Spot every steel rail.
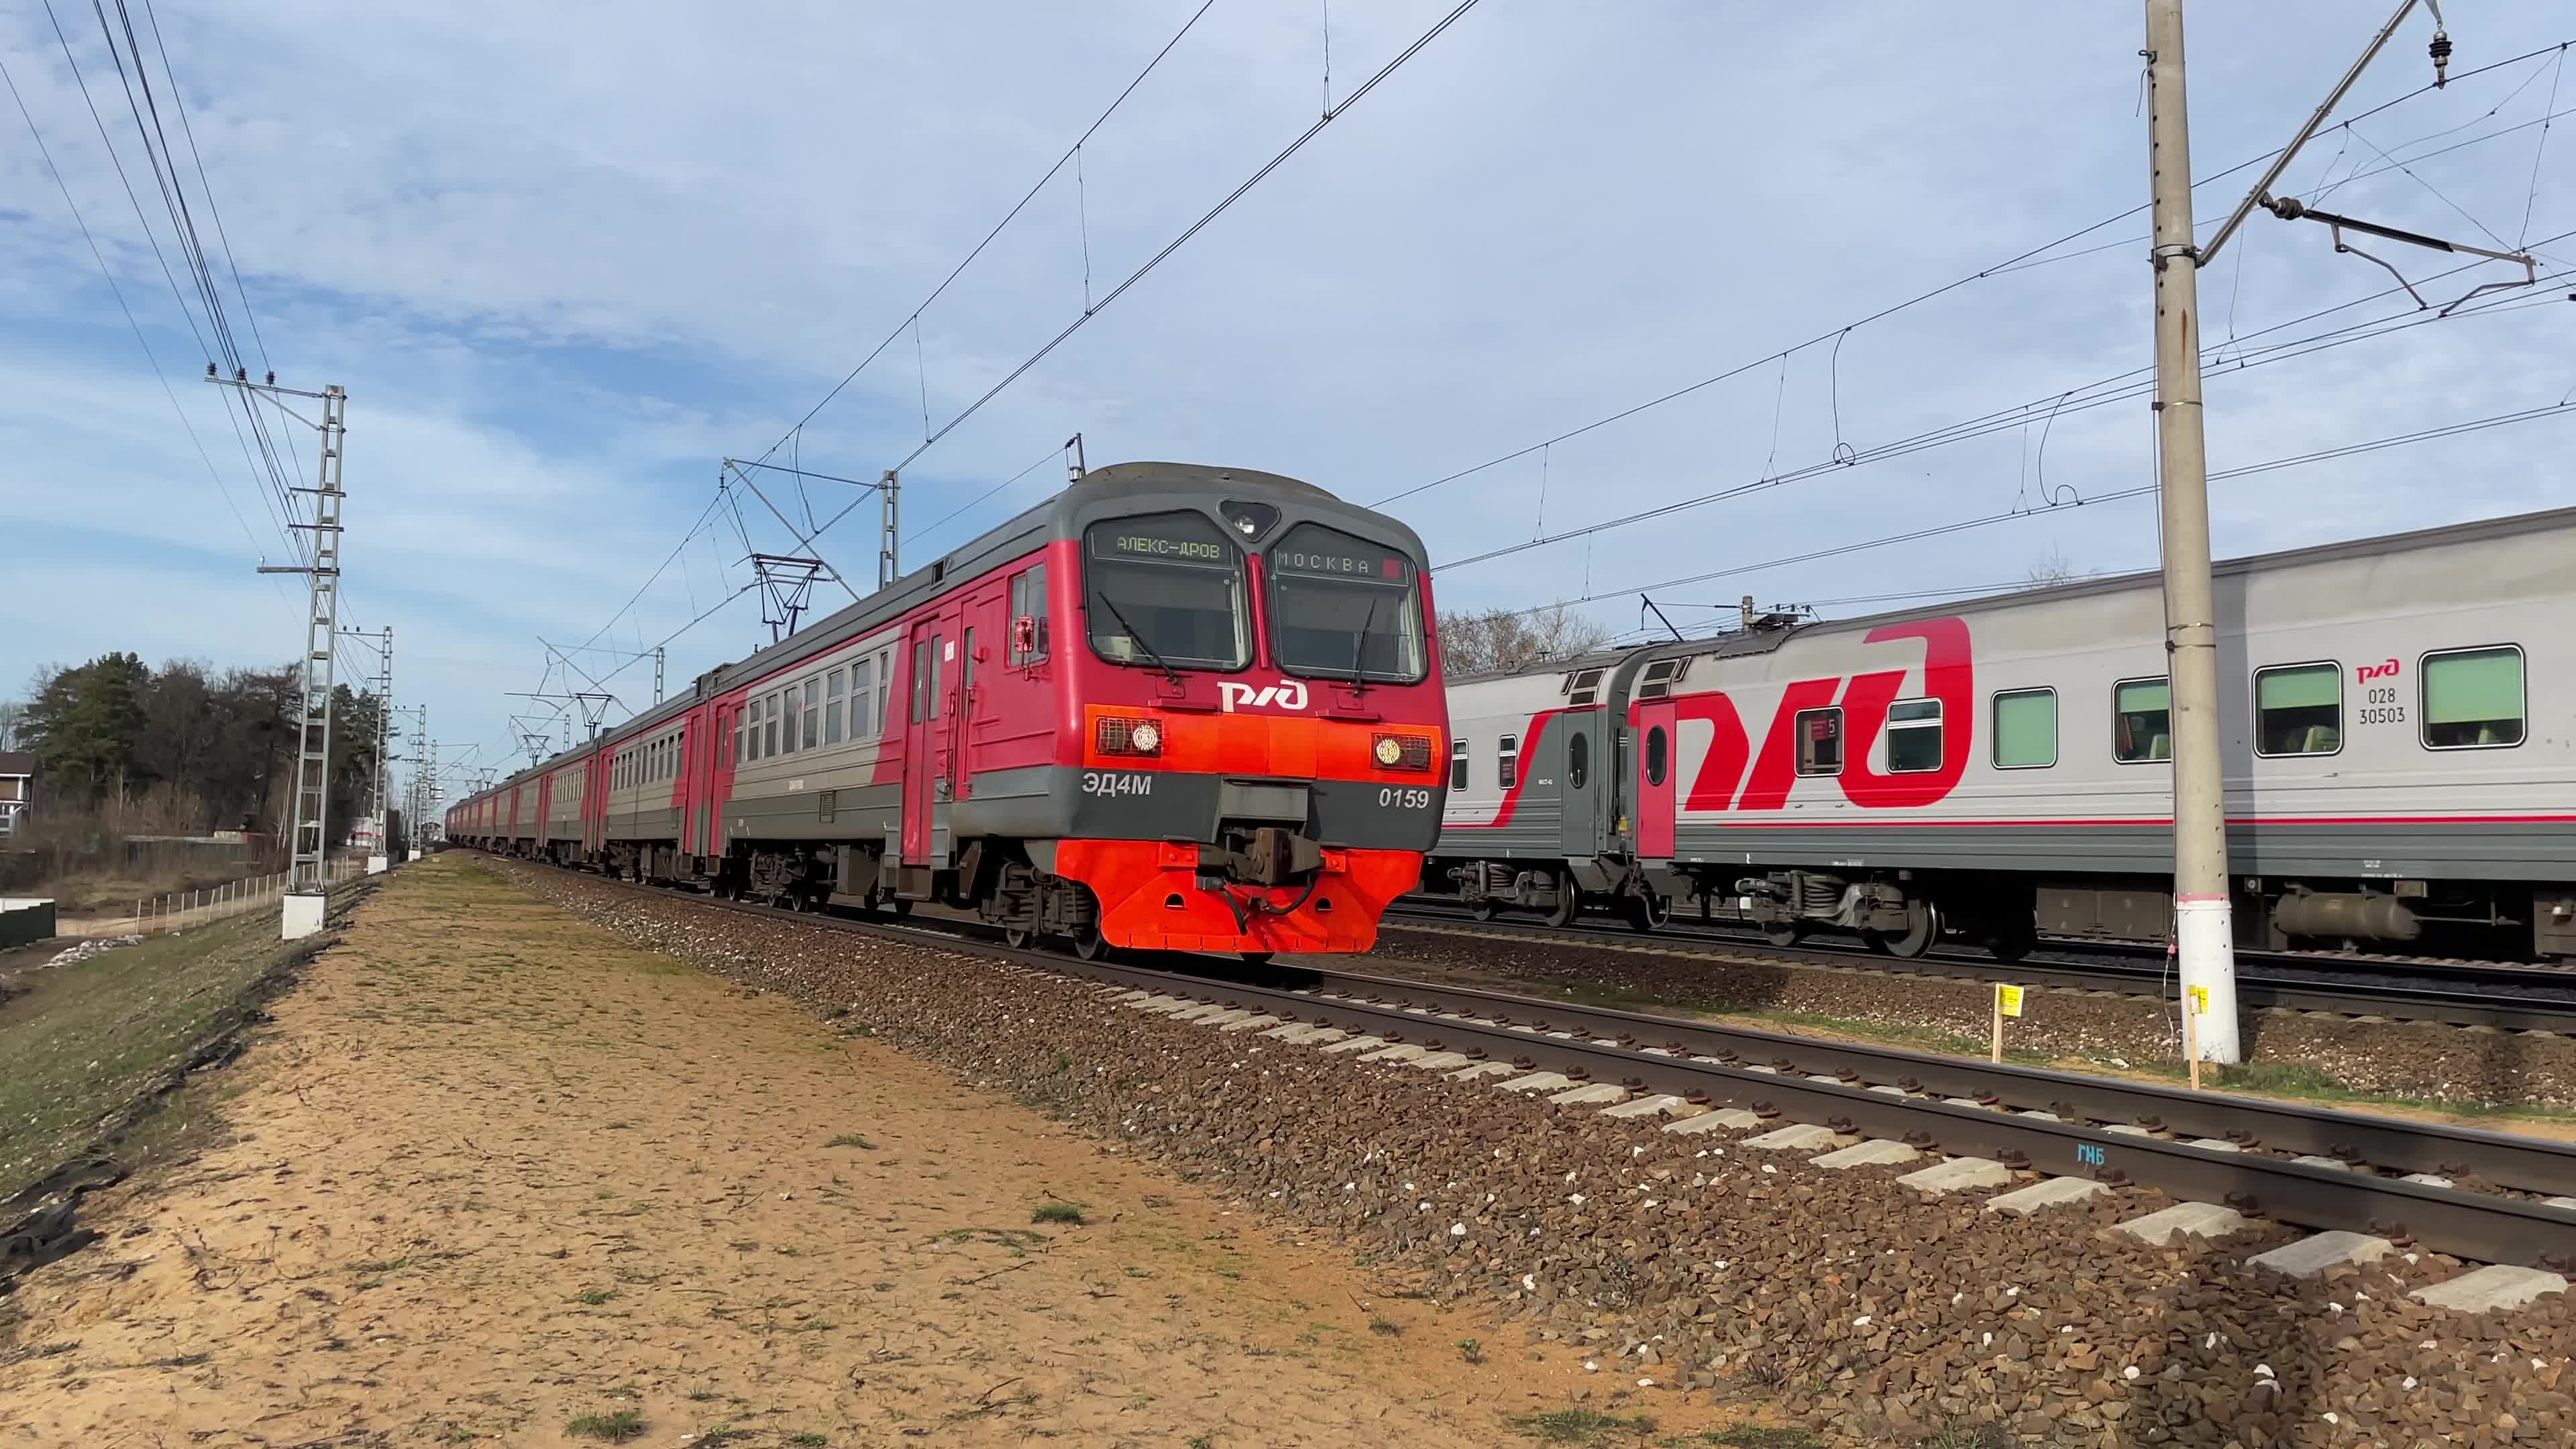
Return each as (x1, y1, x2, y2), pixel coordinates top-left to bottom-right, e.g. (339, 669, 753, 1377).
(494, 857, 2576, 1269)
(1385, 902, 2576, 1033)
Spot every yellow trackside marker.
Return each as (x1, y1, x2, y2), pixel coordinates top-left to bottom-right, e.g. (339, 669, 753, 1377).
(1989, 983, 2024, 1063)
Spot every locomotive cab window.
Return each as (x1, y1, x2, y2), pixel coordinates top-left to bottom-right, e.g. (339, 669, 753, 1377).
(1885, 698, 1942, 773)
(2422, 645, 2524, 748)
(1266, 522, 1426, 683)
(2114, 678, 2169, 763)
(1794, 708, 1843, 776)
(2255, 663, 2341, 757)
(1449, 739, 1468, 792)
(1991, 688, 2057, 769)
(1084, 511, 1248, 670)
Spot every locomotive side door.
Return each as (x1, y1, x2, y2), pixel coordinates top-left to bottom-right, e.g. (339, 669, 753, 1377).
(900, 604, 965, 867)
(1634, 698, 1678, 859)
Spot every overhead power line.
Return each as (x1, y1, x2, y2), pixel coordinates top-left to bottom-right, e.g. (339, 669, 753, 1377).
(1434, 233, 2576, 574)
(1468, 396, 2576, 624)
(562, 0, 1488, 727)
(1372, 35, 2576, 512)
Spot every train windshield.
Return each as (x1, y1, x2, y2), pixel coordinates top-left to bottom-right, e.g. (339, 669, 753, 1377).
(1267, 522, 1427, 684)
(1083, 512, 1250, 670)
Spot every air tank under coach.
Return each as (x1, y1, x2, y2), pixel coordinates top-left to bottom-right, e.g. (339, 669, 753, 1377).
(1426, 506, 2576, 963)
(449, 463, 1450, 960)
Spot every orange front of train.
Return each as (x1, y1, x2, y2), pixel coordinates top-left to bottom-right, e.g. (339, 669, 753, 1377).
(1039, 484, 1446, 955)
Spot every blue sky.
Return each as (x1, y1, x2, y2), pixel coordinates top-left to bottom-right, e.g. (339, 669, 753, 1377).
(3, 1, 2570, 805)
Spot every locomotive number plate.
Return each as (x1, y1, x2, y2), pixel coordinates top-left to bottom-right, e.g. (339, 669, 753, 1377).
(1377, 787, 1434, 809)
(1082, 771, 1155, 797)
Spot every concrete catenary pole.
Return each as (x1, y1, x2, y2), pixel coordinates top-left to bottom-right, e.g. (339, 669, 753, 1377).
(2143, 0, 2239, 1063)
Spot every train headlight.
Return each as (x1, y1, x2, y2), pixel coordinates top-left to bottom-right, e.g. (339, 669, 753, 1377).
(1373, 733, 1433, 771)
(1097, 716, 1163, 756)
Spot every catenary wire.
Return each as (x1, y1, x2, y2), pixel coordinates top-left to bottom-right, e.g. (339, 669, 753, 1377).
(1370, 37, 2576, 511)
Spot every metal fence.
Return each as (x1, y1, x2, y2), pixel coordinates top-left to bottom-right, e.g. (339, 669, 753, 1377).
(127, 857, 366, 935)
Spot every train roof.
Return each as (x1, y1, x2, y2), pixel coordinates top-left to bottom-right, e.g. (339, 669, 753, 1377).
(1448, 502, 2576, 688)
(464, 461, 1415, 802)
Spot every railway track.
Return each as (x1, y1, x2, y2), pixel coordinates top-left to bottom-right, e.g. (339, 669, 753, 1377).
(515, 855, 2576, 1285)
(1385, 898, 2576, 1034)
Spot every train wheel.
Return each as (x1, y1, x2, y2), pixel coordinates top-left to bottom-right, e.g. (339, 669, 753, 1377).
(1545, 876, 1578, 929)
(1238, 951, 1275, 966)
(1882, 900, 1942, 959)
(1071, 922, 1110, 961)
(1626, 894, 1670, 934)
(1470, 899, 1498, 923)
(1762, 922, 1804, 949)
(1002, 926, 1034, 951)
(890, 898, 914, 919)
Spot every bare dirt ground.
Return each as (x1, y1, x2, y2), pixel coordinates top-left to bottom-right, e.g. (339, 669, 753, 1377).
(0, 859, 1765, 1448)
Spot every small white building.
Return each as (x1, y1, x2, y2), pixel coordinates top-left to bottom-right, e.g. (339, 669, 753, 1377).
(0, 751, 32, 839)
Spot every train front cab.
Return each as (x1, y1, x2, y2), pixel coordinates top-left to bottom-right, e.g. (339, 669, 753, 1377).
(964, 475, 1446, 957)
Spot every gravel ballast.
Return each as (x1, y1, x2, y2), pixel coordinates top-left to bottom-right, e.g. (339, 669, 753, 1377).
(1371, 923, 2576, 1109)
(494, 861, 2576, 1448)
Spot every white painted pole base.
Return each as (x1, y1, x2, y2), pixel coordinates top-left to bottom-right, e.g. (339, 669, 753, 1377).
(366, 855, 388, 875)
(281, 892, 327, 941)
(2176, 895, 2241, 1064)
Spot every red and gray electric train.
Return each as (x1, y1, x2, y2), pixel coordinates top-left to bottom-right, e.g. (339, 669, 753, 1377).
(449, 463, 1448, 958)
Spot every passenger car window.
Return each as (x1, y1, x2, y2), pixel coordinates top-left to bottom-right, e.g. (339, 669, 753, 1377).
(1991, 688, 2056, 769)
(802, 680, 820, 749)
(1794, 708, 1843, 775)
(1498, 734, 1517, 788)
(853, 659, 873, 740)
(826, 668, 845, 745)
(1568, 731, 1590, 789)
(2422, 646, 2524, 748)
(2255, 663, 2341, 756)
(2114, 678, 2169, 763)
(1886, 699, 1941, 773)
(1449, 739, 1468, 792)
(1645, 726, 1668, 786)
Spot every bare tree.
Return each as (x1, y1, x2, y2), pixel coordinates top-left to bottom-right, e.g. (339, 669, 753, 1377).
(0, 700, 23, 752)
(2025, 545, 2097, 586)
(1438, 602, 1615, 676)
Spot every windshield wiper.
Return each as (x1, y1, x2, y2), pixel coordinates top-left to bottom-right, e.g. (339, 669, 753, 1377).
(1344, 594, 1381, 696)
(1095, 592, 1185, 690)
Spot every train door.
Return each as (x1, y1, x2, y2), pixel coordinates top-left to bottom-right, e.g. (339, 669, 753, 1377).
(1558, 710, 1601, 857)
(693, 704, 719, 859)
(1634, 699, 1677, 859)
(900, 606, 963, 867)
(956, 580, 1008, 796)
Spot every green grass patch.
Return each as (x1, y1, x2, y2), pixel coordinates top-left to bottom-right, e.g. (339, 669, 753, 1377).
(824, 1133, 876, 1149)
(0, 902, 311, 1203)
(566, 1407, 646, 1442)
(1507, 1408, 1658, 1445)
(1030, 1201, 1086, 1226)
(571, 1289, 615, 1305)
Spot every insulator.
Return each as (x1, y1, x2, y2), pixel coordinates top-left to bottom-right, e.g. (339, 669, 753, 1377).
(2429, 31, 2452, 87)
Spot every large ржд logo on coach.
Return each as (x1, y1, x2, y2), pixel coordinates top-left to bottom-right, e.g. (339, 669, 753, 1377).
(1218, 681, 1311, 712)
(1673, 617, 1974, 812)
